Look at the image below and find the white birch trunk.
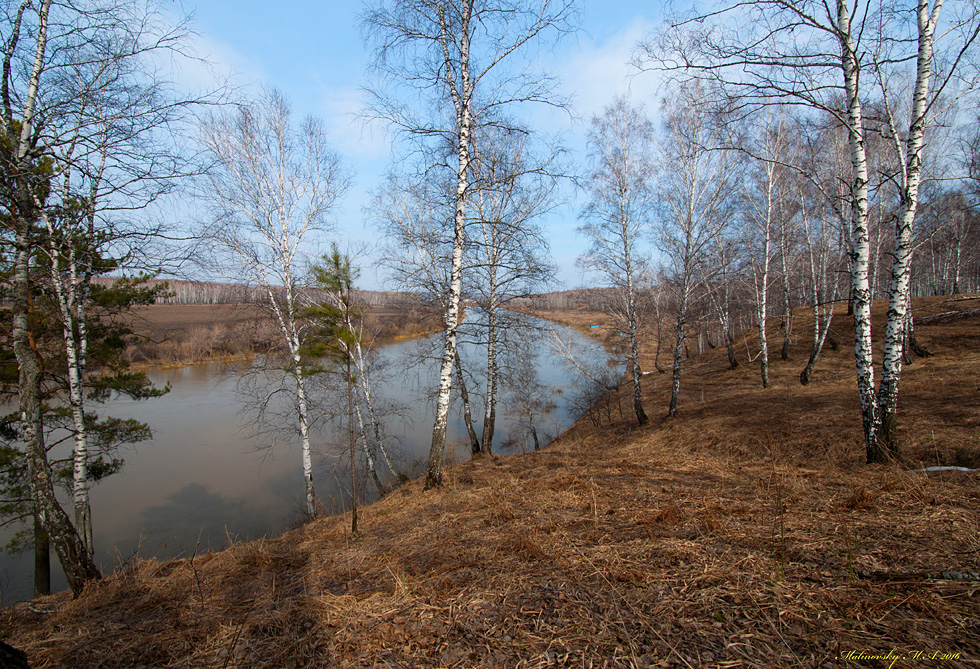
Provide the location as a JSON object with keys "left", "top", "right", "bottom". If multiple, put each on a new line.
{"left": 292, "top": 344, "right": 316, "bottom": 517}
{"left": 426, "top": 2, "right": 471, "bottom": 489}
{"left": 456, "top": 351, "right": 482, "bottom": 456}
{"left": 873, "top": 0, "right": 942, "bottom": 460}
{"left": 626, "top": 266, "right": 648, "bottom": 424}
{"left": 755, "top": 186, "right": 773, "bottom": 389}
{"left": 838, "top": 0, "right": 877, "bottom": 454}
{"left": 481, "top": 276, "right": 498, "bottom": 452}
{"left": 353, "top": 340, "right": 404, "bottom": 482}
{"left": 353, "top": 402, "right": 384, "bottom": 496}
{"left": 668, "top": 281, "right": 690, "bottom": 417}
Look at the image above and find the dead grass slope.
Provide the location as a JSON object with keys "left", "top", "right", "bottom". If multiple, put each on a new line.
{"left": 3, "top": 297, "right": 979, "bottom": 668}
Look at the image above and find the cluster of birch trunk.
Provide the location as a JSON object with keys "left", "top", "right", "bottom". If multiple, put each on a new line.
{"left": 593, "top": 0, "right": 980, "bottom": 465}
{"left": 0, "top": 0, "right": 211, "bottom": 595}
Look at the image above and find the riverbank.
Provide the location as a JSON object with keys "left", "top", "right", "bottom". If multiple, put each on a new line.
{"left": 120, "top": 303, "right": 442, "bottom": 369}
{"left": 3, "top": 297, "right": 979, "bottom": 666}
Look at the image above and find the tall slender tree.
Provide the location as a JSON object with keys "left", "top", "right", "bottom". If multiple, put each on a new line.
{"left": 469, "top": 125, "right": 557, "bottom": 450}
{"left": 363, "top": 0, "right": 573, "bottom": 487}
{"left": 579, "top": 97, "right": 654, "bottom": 426}
{"left": 200, "top": 89, "right": 349, "bottom": 517}
{"left": 656, "top": 82, "right": 734, "bottom": 417}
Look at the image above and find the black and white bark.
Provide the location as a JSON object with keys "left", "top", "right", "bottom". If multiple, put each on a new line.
{"left": 364, "top": 0, "right": 572, "bottom": 486}
{"left": 200, "top": 90, "right": 349, "bottom": 517}
{"left": 871, "top": 0, "right": 957, "bottom": 459}
{"left": 579, "top": 97, "right": 654, "bottom": 426}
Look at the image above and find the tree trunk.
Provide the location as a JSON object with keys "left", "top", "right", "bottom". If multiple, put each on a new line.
{"left": 626, "top": 275, "right": 648, "bottom": 425}
{"left": 293, "top": 354, "right": 316, "bottom": 517}
{"left": 14, "top": 228, "right": 101, "bottom": 595}
{"left": 34, "top": 512, "right": 50, "bottom": 598}
{"left": 347, "top": 356, "right": 357, "bottom": 534}
{"left": 481, "top": 299, "right": 498, "bottom": 451}
{"left": 353, "top": 341, "right": 407, "bottom": 483}
{"left": 779, "top": 225, "right": 793, "bottom": 361}
{"left": 870, "top": 0, "right": 940, "bottom": 462}
{"left": 800, "top": 305, "right": 834, "bottom": 385}
{"left": 669, "top": 314, "right": 685, "bottom": 417}
{"left": 653, "top": 304, "right": 666, "bottom": 373}
{"left": 780, "top": 294, "right": 792, "bottom": 360}
{"left": 838, "top": 0, "right": 878, "bottom": 457}
{"left": 426, "top": 2, "right": 472, "bottom": 490}
{"left": 353, "top": 403, "right": 385, "bottom": 497}
{"left": 455, "top": 351, "right": 481, "bottom": 456}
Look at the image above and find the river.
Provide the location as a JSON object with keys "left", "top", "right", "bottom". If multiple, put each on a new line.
{"left": 0, "top": 313, "right": 617, "bottom": 603}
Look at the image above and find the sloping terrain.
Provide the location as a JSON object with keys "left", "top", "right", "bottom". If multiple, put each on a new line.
{"left": 2, "top": 297, "right": 978, "bottom": 667}
{"left": 121, "top": 303, "right": 441, "bottom": 367}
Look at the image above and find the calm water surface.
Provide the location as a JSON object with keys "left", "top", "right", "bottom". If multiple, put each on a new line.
{"left": 0, "top": 315, "right": 616, "bottom": 603}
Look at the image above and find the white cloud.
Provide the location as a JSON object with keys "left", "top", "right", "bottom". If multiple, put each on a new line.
{"left": 559, "top": 18, "right": 664, "bottom": 122}
{"left": 317, "top": 86, "right": 390, "bottom": 161}
{"left": 148, "top": 6, "right": 267, "bottom": 102}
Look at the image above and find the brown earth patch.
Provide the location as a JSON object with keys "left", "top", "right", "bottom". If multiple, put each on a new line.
{"left": 121, "top": 303, "right": 441, "bottom": 368}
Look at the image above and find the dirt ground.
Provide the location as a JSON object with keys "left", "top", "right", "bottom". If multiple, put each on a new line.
{"left": 3, "top": 296, "right": 978, "bottom": 667}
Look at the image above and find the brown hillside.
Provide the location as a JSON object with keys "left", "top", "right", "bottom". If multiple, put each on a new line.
{"left": 3, "top": 297, "right": 979, "bottom": 667}
{"left": 120, "top": 303, "right": 441, "bottom": 367}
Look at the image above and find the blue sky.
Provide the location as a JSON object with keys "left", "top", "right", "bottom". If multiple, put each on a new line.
{"left": 179, "top": 1, "right": 665, "bottom": 290}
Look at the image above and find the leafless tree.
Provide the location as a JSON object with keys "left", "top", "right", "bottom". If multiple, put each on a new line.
{"left": 741, "top": 113, "right": 795, "bottom": 388}
{"left": 363, "top": 0, "right": 573, "bottom": 488}
{"left": 578, "top": 96, "right": 654, "bottom": 426}
{"left": 199, "top": 89, "right": 350, "bottom": 517}
{"left": 655, "top": 82, "right": 735, "bottom": 417}
{"left": 469, "top": 125, "right": 557, "bottom": 451}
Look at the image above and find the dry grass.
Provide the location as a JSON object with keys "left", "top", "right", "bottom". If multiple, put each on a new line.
{"left": 3, "top": 297, "right": 979, "bottom": 667}
{"left": 121, "top": 303, "right": 441, "bottom": 368}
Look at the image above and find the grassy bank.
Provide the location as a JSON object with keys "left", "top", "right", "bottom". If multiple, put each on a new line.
{"left": 3, "top": 297, "right": 978, "bottom": 667}
{"left": 120, "top": 303, "right": 442, "bottom": 369}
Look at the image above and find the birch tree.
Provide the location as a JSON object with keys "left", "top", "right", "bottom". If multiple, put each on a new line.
{"left": 0, "top": 0, "right": 99, "bottom": 593}
{"left": 579, "top": 97, "right": 654, "bottom": 426}
{"left": 656, "top": 82, "right": 734, "bottom": 417}
{"left": 32, "top": 2, "right": 199, "bottom": 562}
{"left": 742, "top": 115, "right": 794, "bottom": 388}
{"left": 799, "top": 120, "right": 852, "bottom": 384}
{"left": 373, "top": 172, "right": 491, "bottom": 460}
{"left": 469, "top": 125, "right": 557, "bottom": 450}
{"left": 364, "top": 0, "right": 572, "bottom": 488}
{"left": 200, "top": 89, "right": 349, "bottom": 517}
{"left": 640, "top": 0, "right": 980, "bottom": 460}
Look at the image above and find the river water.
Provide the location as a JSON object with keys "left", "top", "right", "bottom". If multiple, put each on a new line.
{"left": 0, "top": 313, "right": 616, "bottom": 603}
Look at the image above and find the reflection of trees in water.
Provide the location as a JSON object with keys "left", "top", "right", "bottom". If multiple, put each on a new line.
{"left": 138, "top": 484, "right": 269, "bottom": 557}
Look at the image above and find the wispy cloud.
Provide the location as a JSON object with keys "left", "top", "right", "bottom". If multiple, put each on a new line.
{"left": 316, "top": 86, "right": 390, "bottom": 161}
{"left": 159, "top": 20, "right": 267, "bottom": 100}
{"left": 560, "top": 18, "right": 663, "bottom": 122}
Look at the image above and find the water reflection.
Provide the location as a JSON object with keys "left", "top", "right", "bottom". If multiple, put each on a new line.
{"left": 0, "top": 314, "right": 616, "bottom": 603}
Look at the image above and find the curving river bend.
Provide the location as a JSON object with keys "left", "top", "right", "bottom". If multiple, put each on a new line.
{"left": 0, "top": 314, "right": 618, "bottom": 603}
